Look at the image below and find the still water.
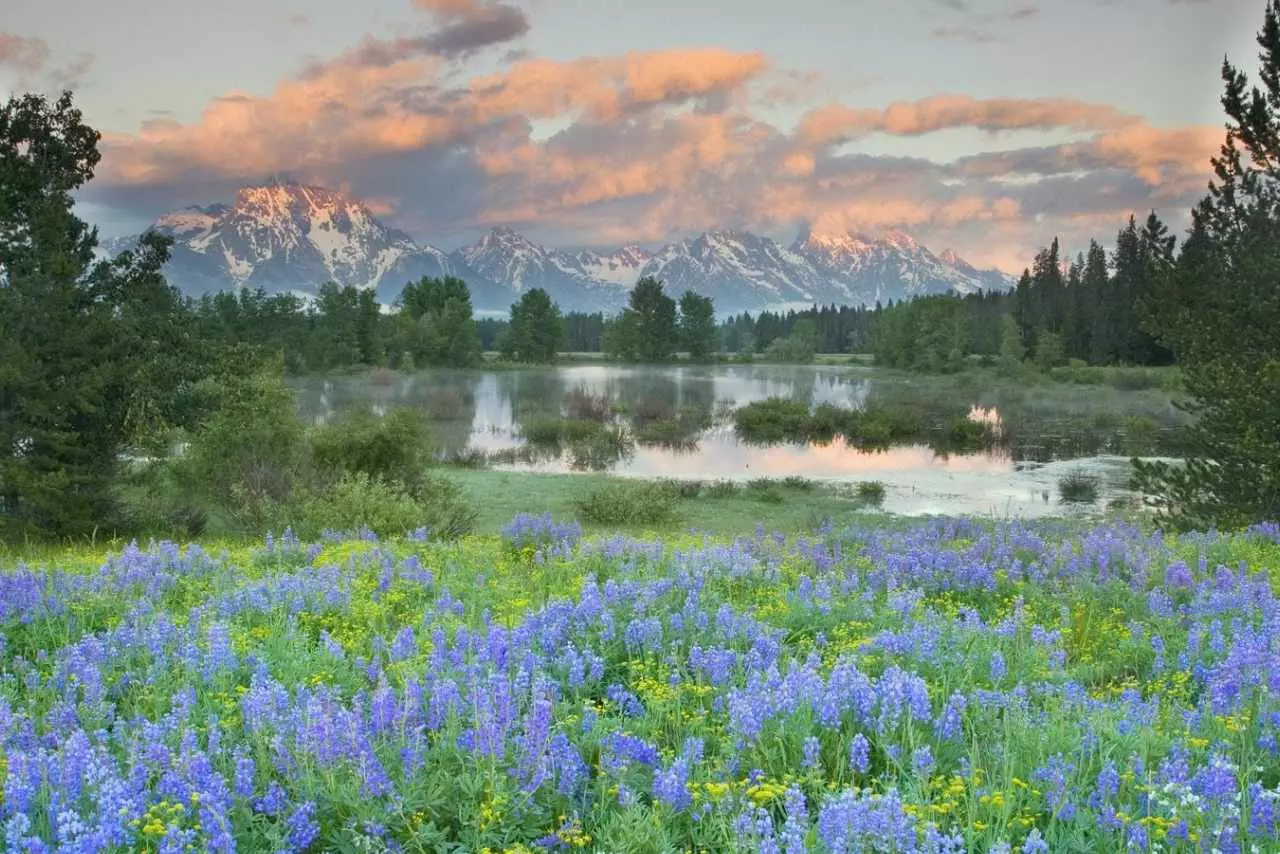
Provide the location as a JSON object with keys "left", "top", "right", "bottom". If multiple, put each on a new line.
{"left": 292, "top": 364, "right": 1187, "bottom": 518}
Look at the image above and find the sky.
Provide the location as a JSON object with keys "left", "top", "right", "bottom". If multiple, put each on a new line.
{"left": 1, "top": 0, "right": 1268, "bottom": 271}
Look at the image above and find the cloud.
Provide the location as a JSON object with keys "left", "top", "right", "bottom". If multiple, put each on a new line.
{"left": 0, "top": 32, "right": 93, "bottom": 91}
{"left": 92, "top": 45, "right": 770, "bottom": 191}
{"left": 82, "top": 22, "right": 1221, "bottom": 273}
{"left": 0, "top": 33, "right": 49, "bottom": 73}
{"left": 408, "top": 0, "right": 530, "bottom": 58}
{"left": 794, "top": 95, "right": 1138, "bottom": 148}
{"left": 922, "top": 1, "right": 1041, "bottom": 43}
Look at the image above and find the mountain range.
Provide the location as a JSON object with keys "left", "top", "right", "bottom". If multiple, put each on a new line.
{"left": 99, "top": 181, "right": 1017, "bottom": 314}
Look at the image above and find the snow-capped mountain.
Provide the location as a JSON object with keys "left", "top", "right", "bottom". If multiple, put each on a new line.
{"left": 100, "top": 181, "right": 1015, "bottom": 312}
{"left": 576, "top": 245, "right": 652, "bottom": 286}
{"left": 451, "top": 227, "right": 619, "bottom": 311}
{"left": 100, "top": 182, "right": 457, "bottom": 302}
{"left": 636, "top": 230, "right": 832, "bottom": 309}
{"left": 790, "top": 228, "right": 1013, "bottom": 305}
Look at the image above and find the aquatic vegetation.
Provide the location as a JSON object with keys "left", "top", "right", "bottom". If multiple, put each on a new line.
{"left": 1058, "top": 471, "right": 1102, "bottom": 504}
{"left": 1, "top": 516, "right": 1279, "bottom": 851}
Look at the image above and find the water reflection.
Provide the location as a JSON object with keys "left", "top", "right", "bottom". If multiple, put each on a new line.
{"left": 292, "top": 365, "right": 1186, "bottom": 517}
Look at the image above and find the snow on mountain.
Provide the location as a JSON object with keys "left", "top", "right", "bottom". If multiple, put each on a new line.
{"left": 576, "top": 245, "right": 652, "bottom": 286}
{"left": 790, "top": 227, "right": 1014, "bottom": 305}
{"left": 99, "top": 182, "right": 1015, "bottom": 311}
{"left": 449, "top": 227, "right": 622, "bottom": 311}
{"left": 102, "top": 181, "right": 453, "bottom": 300}
{"left": 635, "top": 230, "right": 831, "bottom": 311}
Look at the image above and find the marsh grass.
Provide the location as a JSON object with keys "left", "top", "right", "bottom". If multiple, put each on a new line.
{"left": 1058, "top": 470, "right": 1102, "bottom": 504}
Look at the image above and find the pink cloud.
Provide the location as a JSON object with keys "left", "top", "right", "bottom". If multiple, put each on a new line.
{"left": 85, "top": 23, "right": 1224, "bottom": 273}
{"left": 795, "top": 94, "right": 1139, "bottom": 147}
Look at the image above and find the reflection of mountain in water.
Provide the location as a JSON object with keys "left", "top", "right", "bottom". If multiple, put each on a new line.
{"left": 287, "top": 364, "right": 1188, "bottom": 510}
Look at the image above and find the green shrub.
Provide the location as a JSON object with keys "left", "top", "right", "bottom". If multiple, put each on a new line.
{"left": 806, "top": 404, "right": 849, "bottom": 441}
{"left": 1058, "top": 471, "right": 1101, "bottom": 504}
{"left": 733, "top": 398, "right": 811, "bottom": 443}
{"left": 941, "top": 417, "right": 990, "bottom": 451}
{"left": 521, "top": 418, "right": 606, "bottom": 445}
{"left": 310, "top": 407, "right": 433, "bottom": 486}
{"left": 704, "top": 480, "right": 741, "bottom": 499}
{"left": 292, "top": 472, "right": 476, "bottom": 540}
{"left": 659, "top": 479, "right": 705, "bottom": 499}
{"left": 635, "top": 418, "right": 697, "bottom": 446}
{"left": 174, "top": 367, "right": 308, "bottom": 534}
{"left": 575, "top": 481, "right": 679, "bottom": 525}
{"left": 854, "top": 480, "right": 887, "bottom": 507}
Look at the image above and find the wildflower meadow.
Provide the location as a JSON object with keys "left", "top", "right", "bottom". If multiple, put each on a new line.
{"left": 1, "top": 513, "right": 1279, "bottom": 853}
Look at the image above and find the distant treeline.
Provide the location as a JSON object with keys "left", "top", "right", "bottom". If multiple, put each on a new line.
{"left": 188, "top": 208, "right": 1177, "bottom": 372}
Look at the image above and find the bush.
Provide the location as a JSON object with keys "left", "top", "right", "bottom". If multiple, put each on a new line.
{"left": 635, "top": 418, "right": 698, "bottom": 447}
{"left": 521, "top": 418, "right": 606, "bottom": 445}
{"left": 291, "top": 472, "right": 476, "bottom": 540}
{"left": 733, "top": 398, "right": 811, "bottom": 443}
{"left": 658, "top": 479, "right": 705, "bottom": 499}
{"left": 576, "top": 481, "right": 679, "bottom": 526}
{"left": 941, "top": 417, "right": 991, "bottom": 452}
{"left": 310, "top": 407, "right": 434, "bottom": 487}
{"left": 1058, "top": 471, "right": 1101, "bottom": 504}
{"left": 173, "top": 366, "right": 308, "bottom": 534}
{"left": 632, "top": 398, "right": 676, "bottom": 424}
{"left": 854, "top": 480, "right": 887, "bottom": 507}
{"left": 746, "top": 480, "right": 784, "bottom": 504}
{"left": 806, "top": 404, "right": 849, "bottom": 441}
{"left": 704, "top": 480, "right": 741, "bottom": 499}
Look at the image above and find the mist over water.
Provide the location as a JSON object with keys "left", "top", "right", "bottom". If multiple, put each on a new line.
{"left": 292, "top": 364, "right": 1187, "bottom": 518}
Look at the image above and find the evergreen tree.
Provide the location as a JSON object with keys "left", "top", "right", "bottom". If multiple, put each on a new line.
{"left": 1081, "top": 241, "right": 1112, "bottom": 364}
{"left": 1133, "top": 211, "right": 1177, "bottom": 365}
{"left": 1012, "top": 269, "right": 1034, "bottom": 345}
{"left": 1064, "top": 253, "right": 1089, "bottom": 360}
{"left": 503, "top": 287, "right": 564, "bottom": 363}
{"left": 1108, "top": 216, "right": 1143, "bottom": 363}
{"left": 0, "top": 91, "right": 199, "bottom": 538}
{"left": 1134, "top": 1, "right": 1280, "bottom": 527}
{"left": 678, "top": 290, "right": 717, "bottom": 361}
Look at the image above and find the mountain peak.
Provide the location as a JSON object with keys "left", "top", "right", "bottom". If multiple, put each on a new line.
{"left": 103, "top": 180, "right": 1017, "bottom": 312}
{"left": 879, "top": 228, "right": 919, "bottom": 250}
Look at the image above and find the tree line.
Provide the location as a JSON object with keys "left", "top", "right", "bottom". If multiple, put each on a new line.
{"left": 156, "top": 204, "right": 1200, "bottom": 374}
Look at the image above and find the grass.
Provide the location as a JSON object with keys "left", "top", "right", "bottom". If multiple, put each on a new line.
{"left": 444, "top": 469, "right": 897, "bottom": 535}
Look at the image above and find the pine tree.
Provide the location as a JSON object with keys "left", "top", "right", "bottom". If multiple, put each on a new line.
{"left": 1132, "top": 211, "right": 1177, "bottom": 365}
{"left": 1064, "top": 252, "right": 1089, "bottom": 360}
{"left": 1133, "top": 2, "right": 1280, "bottom": 527}
{"left": 1108, "top": 217, "right": 1143, "bottom": 363}
{"left": 1081, "top": 241, "right": 1111, "bottom": 364}
{"left": 1012, "top": 268, "right": 1034, "bottom": 346}
{"left": 0, "top": 91, "right": 198, "bottom": 538}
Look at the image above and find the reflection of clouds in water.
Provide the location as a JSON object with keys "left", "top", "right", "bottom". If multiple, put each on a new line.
{"left": 290, "top": 365, "right": 1149, "bottom": 518}
{"left": 616, "top": 436, "right": 1012, "bottom": 480}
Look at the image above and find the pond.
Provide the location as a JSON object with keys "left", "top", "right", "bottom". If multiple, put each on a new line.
{"left": 291, "top": 364, "right": 1188, "bottom": 518}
